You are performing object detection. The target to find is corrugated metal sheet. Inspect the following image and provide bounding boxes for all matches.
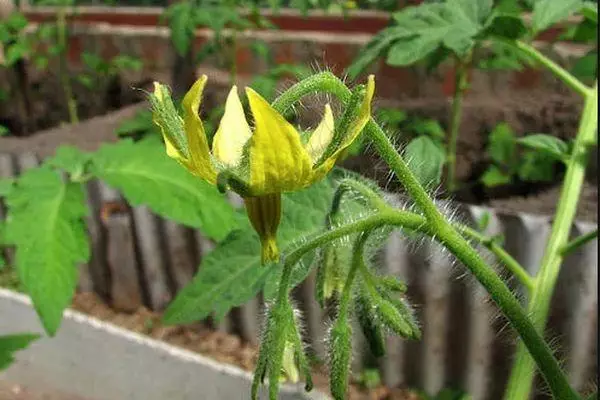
[0,151,597,399]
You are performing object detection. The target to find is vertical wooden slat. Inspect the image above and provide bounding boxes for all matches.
[462,206,499,400]
[84,179,110,299]
[421,241,451,395]
[163,220,196,291]
[0,153,16,267]
[556,222,598,392]
[132,207,171,310]
[98,183,143,312]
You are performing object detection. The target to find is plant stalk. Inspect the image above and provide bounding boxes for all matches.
[514,40,591,97]
[446,54,470,192]
[272,72,579,399]
[504,82,598,400]
[56,6,78,124]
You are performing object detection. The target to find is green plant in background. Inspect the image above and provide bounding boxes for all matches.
[32,0,80,124]
[346,0,597,194]
[0,10,34,133]
[480,122,570,188]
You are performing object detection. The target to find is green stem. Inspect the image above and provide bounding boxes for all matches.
[335,177,533,289]
[504,82,598,400]
[272,72,578,399]
[514,40,591,98]
[446,54,470,193]
[338,232,370,317]
[57,6,78,124]
[560,229,598,257]
[458,226,535,291]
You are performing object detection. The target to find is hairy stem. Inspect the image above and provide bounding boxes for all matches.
[458,226,534,291]
[504,82,597,400]
[272,72,578,399]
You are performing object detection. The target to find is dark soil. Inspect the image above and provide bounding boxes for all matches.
[0,68,153,137]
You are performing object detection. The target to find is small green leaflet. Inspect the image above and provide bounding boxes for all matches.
[404,136,446,188]
[115,110,155,137]
[90,138,238,241]
[480,165,512,187]
[517,134,569,161]
[386,1,491,66]
[346,26,414,79]
[3,167,89,335]
[165,2,195,56]
[46,145,91,177]
[0,334,39,371]
[531,0,582,33]
[487,122,517,167]
[162,179,335,325]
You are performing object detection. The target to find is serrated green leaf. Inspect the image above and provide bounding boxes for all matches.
[517,151,557,182]
[90,138,238,241]
[47,146,91,177]
[0,334,39,371]
[166,2,195,56]
[483,13,527,40]
[3,167,89,335]
[386,1,488,66]
[517,134,569,161]
[480,165,512,187]
[487,122,517,167]
[532,0,582,33]
[405,136,445,188]
[163,179,335,324]
[346,26,413,79]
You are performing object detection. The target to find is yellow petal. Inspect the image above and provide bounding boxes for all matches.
[245,88,313,195]
[181,75,217,184]
[306,104,334,164]
[212,86,253,168]
[313,75,375,179]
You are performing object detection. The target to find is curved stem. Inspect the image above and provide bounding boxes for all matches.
[514,40,591,98]
[560,228,598,257]
[338,232,370,317]
[504,82,598,400]
[458,226,535,291]
[272,73,578,399]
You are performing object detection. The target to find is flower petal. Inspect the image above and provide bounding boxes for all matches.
[212,86,253,168]
[181,75,217,183]
[306,104,334,164]
[313,75,375,179]
[245,88,313,195]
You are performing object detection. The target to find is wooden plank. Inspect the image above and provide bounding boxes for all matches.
[98,183,143,312]
[131,207,171,311]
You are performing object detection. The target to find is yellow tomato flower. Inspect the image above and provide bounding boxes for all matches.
[151,74,375,264]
